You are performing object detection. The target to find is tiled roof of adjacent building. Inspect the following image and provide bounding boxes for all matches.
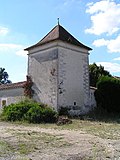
[25,24,92,51]
[0,81,26,90]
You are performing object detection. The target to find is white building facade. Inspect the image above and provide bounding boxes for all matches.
[0,82,25,109]
[0,24,96,115]
[25,24,94,115]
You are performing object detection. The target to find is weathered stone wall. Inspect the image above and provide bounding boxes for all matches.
[27,41,91,114]
[90,87,96,108]
[57,42,90,115]
[28,47,58,110]
[0,88,25,108]
[0,88,24,97]
[82,54,91,113]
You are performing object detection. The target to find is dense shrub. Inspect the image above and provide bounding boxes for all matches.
[1,99,39,121]
[26,106,57,123]
[58,107,69,116]
[95,76,120,112]
[1,99,58,123]
[86,105,120,123]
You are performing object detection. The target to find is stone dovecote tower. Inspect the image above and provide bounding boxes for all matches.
[25,24,92,115]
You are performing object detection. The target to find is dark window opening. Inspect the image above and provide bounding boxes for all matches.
[74,102,76,106]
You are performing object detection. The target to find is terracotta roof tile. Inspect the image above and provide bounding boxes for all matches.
[0,81,26,90]
[25,25,92,51]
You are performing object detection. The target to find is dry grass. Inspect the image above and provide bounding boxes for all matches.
[16,119,120,140]
[0,120,120,159]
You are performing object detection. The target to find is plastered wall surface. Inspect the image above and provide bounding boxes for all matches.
[0,88,25,108]
[57,42,90,114]
[28,41,92,115]
[28,47,58,110]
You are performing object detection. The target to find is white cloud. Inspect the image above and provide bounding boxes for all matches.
[96,62,120,74]
[93,35,120,53]
[85,0,120,35]
[16,50,28,57]
[63,0,76,6]
[113,57,120,61]
[93,38,109,47]
[0,43,27,57]
[0,44,22,50]
[56,0,80,11]
[0,26,9,36]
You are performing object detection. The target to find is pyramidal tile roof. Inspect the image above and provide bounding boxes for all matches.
[25,25,92,51]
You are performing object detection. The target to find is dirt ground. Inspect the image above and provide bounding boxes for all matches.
[0,121,120,160]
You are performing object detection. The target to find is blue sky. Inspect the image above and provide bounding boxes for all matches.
[0,0,120,82]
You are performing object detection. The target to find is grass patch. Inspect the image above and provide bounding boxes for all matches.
[56,120,120,140]
[0,120,120,159]
[0,140,14,156]
[5,128,72,155]
[0,129,71,158]
[86,106,120,123]
[6,118,120,140]
[18,143,32,155]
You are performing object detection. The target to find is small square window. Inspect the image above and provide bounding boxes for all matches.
[1,98,7,107]
[74,102,76,106]
[2,100,7,107]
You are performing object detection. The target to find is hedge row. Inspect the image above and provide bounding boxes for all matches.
[95,76,120,112]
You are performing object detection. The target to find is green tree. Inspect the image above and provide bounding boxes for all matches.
[95,76,120,112]
[0,68,12,84]
[89,63,111,87]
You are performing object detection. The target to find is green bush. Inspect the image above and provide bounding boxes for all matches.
[86,106,120,123]
[95,76,120,112]
[26,106,57,123]
[1,99,39,121]
[1,99,58,123]
[58,107,69,116]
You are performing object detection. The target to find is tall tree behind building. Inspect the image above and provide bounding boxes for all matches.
[0,68,12,84]
[89,63,111,87]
